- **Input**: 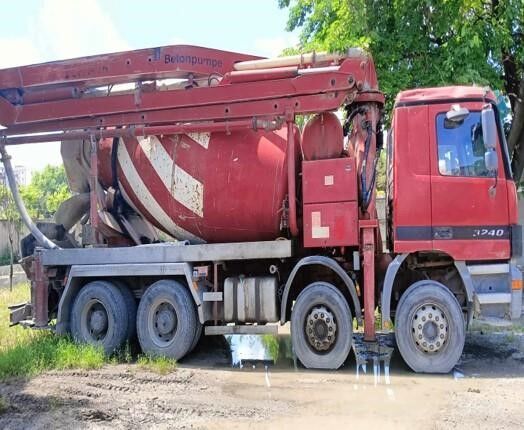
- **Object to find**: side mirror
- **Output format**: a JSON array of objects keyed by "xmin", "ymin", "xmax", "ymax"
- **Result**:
[
  {"xmin": 481, "ymin": 105, "xmax": 497, "ymax": 150},
  {"xmin": 445, "ymin": 104, "xmax": 469, "ymax": 128},
  {"xmin": 484, "ymin": 149, "xmax": 498, "ymax": 173}
]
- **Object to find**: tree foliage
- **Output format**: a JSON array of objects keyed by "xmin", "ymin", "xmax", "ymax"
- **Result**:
[
  {"xmin": 1, "ymin": 165, "xmax": 71, "ymax": 221},
  {"xmin": 279, "ymin": 0, "xmax": 524, "ymax": 178},
  {"xmin": 20, "ymin": 165, "xmax": 71, "ymax": 219}
]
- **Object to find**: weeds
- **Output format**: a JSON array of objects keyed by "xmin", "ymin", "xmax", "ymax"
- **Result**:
[
  {"xmin": 0, "ymin": 283, "xmax": 35, "ymax": 352},
  {"xmin": 0, "ymin": 284, "xmax": 105, "ymax": 380},
  {"xmin": 137, "ymin": 355, "xmax": 177, "ymax": 375},
  {"xmin": 0, "ymin": 284, "xmax": 177, "ymax": 379},
  {"xmin": 0, "ymin": 334, "xmax": 106, "ymax": 379}
]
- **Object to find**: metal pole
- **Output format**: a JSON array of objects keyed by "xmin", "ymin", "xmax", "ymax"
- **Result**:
[{"xmin": 0, "ymin": 119, "xmax": 282, "ymax": 145}]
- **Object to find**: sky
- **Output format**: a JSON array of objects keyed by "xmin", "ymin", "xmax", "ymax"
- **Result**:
[{"xmin": 0, "ymin": 0, "xmax": 298, "ymax": 175}]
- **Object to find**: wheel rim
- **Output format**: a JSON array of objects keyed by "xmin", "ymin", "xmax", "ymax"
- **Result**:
[
  {"xmin": 305, "ymin": 305, "xmax": 337, "ymax": 352},
  {"xmin": 81, "ymin": 299, "xmax": 109, "ymax": 342},
  {"xmin": 148, "ymin": 298, "xmax": 178, "ymax": 347},
  {"xmin": 411, "ymin": 302, "xmax": 449, "ymax": 353}
]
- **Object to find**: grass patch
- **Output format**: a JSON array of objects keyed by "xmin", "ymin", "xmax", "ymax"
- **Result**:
[
  {"xmin": 0, "ymin": 284, "xmax": 105, "ymax": 380},
  {"xmin": 0, "ymin": 284, "xmax": 179, "ymax": 380},
  {"xmin": 0, "ymin": 333, "xmax": 106, "ymax": 379},
  {"xmin": 0, "ymin": 283, "xmax": 36, "ymax": 352},
  {"xmin": 137, "ymin": 355, "xmax": 177, "ymax": 375}
]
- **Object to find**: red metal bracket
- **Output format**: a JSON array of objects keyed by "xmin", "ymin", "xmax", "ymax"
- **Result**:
[
  {"xmin": 33, "ymin": 251, "xmax": 48, "ymax": 327},
  {"xmin": 359, "ymin": 219, "xmax": 379, "ymax": 341}
]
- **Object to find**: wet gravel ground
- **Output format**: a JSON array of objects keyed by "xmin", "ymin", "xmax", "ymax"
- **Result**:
[{"xmin": 0, "ymin": 330, "xmax": 522, "ymax": 429}]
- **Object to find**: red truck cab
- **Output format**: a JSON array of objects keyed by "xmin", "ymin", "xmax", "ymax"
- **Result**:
[
  {"xmin": 390, "ymin": 86, "xmax": 519, "ymax": 260},
  {"xmin": 380, "ymin": 86, "xmax": 522, "ymax": 372}
]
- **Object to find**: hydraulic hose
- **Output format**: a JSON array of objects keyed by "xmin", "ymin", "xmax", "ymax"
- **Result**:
[
  {"xmin": 360, "ymin": 121, "xmax": 383, "ymax": 211},
  {"xmin": 0, "ymin": 144, "xmax": 59, "ymax": 249}
]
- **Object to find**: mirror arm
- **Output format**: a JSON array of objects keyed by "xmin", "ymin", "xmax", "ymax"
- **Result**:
[{"xmin": 489, "ymin": 170, "xmax": 498, "ymax": 198}]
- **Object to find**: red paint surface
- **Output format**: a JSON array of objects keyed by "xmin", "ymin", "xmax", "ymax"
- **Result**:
[
  {"xmin": 301, "ymin": 112, "xmax": 344, "ymax": 161},
  {"xmin": 302, "ymin": 158, "xmax": 357, "ymax": 204},
  {"xmin": 100, "ymin": 128, "xmax": 291, "ymax": 243},
  {"xmin": 392, "ymin": 87, "xmax": 514, "ymax": 260},
  {"xmin": 303, "ymin": 201, "xmax": 359, "ymax": 248}
]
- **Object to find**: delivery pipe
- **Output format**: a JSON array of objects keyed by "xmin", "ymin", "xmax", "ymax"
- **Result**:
[
  {"xmin": 0, "ymin": 144, "xmax": 59, "ymax": 249},
  {"xmin": 0, "ymin": 118, "xmax": 283, "ymax": 145},
  {"xmin": 233, "ymin": 52, "xmax": 343, "ymax": 71}
]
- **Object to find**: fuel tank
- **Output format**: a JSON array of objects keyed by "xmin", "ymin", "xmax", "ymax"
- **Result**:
[{"xmin": 98, "ymin": 127, "xmax": 294, "ymax": 243}]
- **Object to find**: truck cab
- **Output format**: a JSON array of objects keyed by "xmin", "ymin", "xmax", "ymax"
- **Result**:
[{"xmin": 384, "ymin": 87, "xmax": 522, "ymax": 356}]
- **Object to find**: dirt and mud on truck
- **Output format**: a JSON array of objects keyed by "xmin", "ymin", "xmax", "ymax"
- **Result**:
[{"xmin": 0, "ymin": 45, "xmax": 521, "ymax": 373}]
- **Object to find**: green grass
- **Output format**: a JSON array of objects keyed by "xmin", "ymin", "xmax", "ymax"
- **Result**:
[
  {"xmin": 137, "ymin": 355, "xmax": 177, "ymax": 375},
  {"xmin": 0, "ymin": 284, "xmax": 105, "ymax": 379},
  {"xmin": 0, "ymin": 283, "xmax": 36, "ymax": 351},
  {"xmin": 0, "ymin": 283, "xmax": 176, "ymax": 379},
  {"xmin": 0, "ymin": 331, "xmax": 106, "ymax": 379}
]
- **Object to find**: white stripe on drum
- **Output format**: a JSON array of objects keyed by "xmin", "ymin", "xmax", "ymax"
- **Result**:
[
  {"xmin": 117, "ymin": 140, "xmax": 204, "ymax": 243},
  {"xmin": 138, "ymin": 136, "xmax": 204, "ymax": 217},
  {"xmin": 186, "ymin": 132, "xmax": 210, "ymax": 149}
]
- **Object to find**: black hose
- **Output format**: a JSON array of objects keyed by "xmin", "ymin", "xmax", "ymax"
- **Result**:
[
  {"xmin": 360, "ymin": 122, "xmax": 383, "ymax": 211},
  {"xmin": 343, "ymin": 106, "xmax": 366, "ymax": 136}
]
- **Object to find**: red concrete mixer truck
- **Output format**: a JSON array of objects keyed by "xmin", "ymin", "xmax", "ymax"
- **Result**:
[{"xmin": 0, "ymin": 45, "xmax": 522, "ymax": 373}]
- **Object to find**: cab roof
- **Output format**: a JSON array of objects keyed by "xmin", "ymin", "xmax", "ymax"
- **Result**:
[{"xmin": 395, "ymin": 86, "xmax": 495, "ymax": 106}]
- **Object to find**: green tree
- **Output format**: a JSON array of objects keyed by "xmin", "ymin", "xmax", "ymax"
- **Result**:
[
  {"xmin": 21, "ymin": 165, "xmax": 71, "ymax": 219},
  {"xmin": 279, "ymin": 0, "xmax": 524, "ymax": 178}
]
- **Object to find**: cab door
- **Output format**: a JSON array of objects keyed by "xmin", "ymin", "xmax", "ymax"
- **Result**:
[{"xmin": 429, "ymin": 103, "xmax": 510, "ymax": 260}]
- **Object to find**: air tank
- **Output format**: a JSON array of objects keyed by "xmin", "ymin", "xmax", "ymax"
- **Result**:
[{"xmin": 98, "ymin": 127, "xmax": 296, "ymax": 243}]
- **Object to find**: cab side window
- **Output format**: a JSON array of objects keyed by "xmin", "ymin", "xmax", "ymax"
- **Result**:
[{"xmin": 436, "ymin": 112, "xmax": 490, "ymax": 177}]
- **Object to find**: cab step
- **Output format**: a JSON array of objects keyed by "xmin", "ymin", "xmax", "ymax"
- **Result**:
[{"xmin": 475, "ymin": 293, "xmax": 511, "ymax": 305}]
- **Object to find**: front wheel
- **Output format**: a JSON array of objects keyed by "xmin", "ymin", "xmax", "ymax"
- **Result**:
[
  {"xmin": 395, "ymin": 280, "xmax": 465, "ymax": 373},
  {"xmin": 291, "ymin": 282, "xmax": 353, "ymax": 369}
]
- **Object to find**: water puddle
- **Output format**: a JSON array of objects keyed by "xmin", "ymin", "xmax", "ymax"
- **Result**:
[
  {"xmin": 226, "ymin": 334, "xmax": 295, "ymax": 369},
  {"xmin": 352, "ymin": 334, "xmax": 395, "ymax": 385},
  {"xmin": 225, "ymin": 332, "xmax": 395, "ymax": 387}
]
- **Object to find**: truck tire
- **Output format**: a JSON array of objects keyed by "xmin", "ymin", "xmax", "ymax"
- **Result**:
[
  {"xmin": 189, "ymin": 322, "xmax": 203, "ymax": 353},
  {"xmin": 136, "ymin": 280, "xmax": 198, "ymax": 360},
  {"xmin": 70, "ymin": 280, "xmax": 130, "ymax": 354},
  {"xmin": 112, "ymin": 280, "xmax": 137, "ymax": 341},
  {"xmin": 395, "ymin": 280, "xmax": 465, "ymax": 373},
  {"xmin": 291, "ymin": 282, "xmax": 352, "ymax": 369}
]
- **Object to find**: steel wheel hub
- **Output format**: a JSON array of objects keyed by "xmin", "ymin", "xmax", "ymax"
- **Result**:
[
  {"xmin": 157, "ymin": 309, "xmax": 176, "ymax": 335},
  {"xmin": 411, "ymin": 303, "xmax": 448, "ymax": 353},
  {"xmin": 90, "ymin": 310, "xmax": 108, "ymax": 334},
  {"xmin": 85, "ymin": 301, "xmax": 108, "ymax": 341},
  {"xmin": 305, "ymin": 306, "xmax": 337, "ymax": 351},
  {"xmin": 153, "ymin": 302, "xmax": 177, "ymax": 342}
]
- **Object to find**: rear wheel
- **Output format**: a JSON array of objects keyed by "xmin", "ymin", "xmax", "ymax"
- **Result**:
[
  {"xmin": 70, "ymin": 280, "xmax": 130, "ymax": 354},
  {"xmin": 291, "ymin": 282, "xmax": 352, "ymax": 369},
  {"xmin": 395, "ymin": 280, "xmax": 465, "ymax": 373},
  {"xmin": 189, "ymin": 322, "xmax": 203, "ymax": 353},
  {"xmin": 136, "ymin": 280, "xmax": 198, "ymax": 360},
  {"xmin": 113, "ymin": 280, "xmax": 137, "ymax": 341}
]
